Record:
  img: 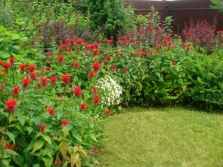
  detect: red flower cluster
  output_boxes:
[47,107,56,116]
[92,61,100,72]
[93,96,100,104]
[80,103,87,111]
[22,78,31,88]
[5,144,15,150]
[104,109,111,115]
[57,55,64,63]
[40,77,48,87]
[8,57,15,65]
[54,158,62,166]
[66,39,74,46]
[93,49,99,56]
[104,39,113,45]
[73,85,82,97]
[38,124,46,132]
[12,86,20,96]
[92,146,98,153]
[172,61,177,66]
[88,71,95,78]
[50,76,57,84]
[61,119,68,126]
[19,64,26,73]
[106,54,111,61]
[61,74,70,85]
[123,67,128,72]
[5,99,17,114]
[76,39,84,45]
[91,86,98,95]
[73,62,80,69]
[29,71,37,80]
[28,64,36,72]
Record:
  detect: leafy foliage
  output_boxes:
[210,0,223,12]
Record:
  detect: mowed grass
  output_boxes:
[95,107,223,167]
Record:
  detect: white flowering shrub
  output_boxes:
[97,75,122,107]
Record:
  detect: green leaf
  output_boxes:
[6,131,15,145]
[26,140,35,152]
[89,134,97,141]
[58,142,68,159]
[14,155,24,166]
[0,51,11,59]
[1,160,9,167]
[72,132,82,142]
[18,115,26,127]
[42,157,53,167]
[24,126,33,135]
[70,153,79,167]
[33,164,41,167]
[41,134,52,145]
[32,140,45,154]
[57,110,63,120]
[5,149,19,156]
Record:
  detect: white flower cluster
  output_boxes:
[97,75,122,107]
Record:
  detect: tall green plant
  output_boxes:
[210,0,223,12]
[86,0,135,42]
[0,0,14,27]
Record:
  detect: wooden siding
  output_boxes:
[124,0,223,33]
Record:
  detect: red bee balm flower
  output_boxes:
[61,74,70,85]
[19,64,26,73]
[38,125,46,132]
[93,49,99,56]
[28,64,36,72]
[57,55,64,63]
[12,86,20,96]
[106,55,111,61]
[104,109,111,115]
[5,99,17,114]
[93,96,100,104]
[54,158,62,166]
[92,146,98,153]
[172,61,177,66]
[22,78,31,88]
[92,61,100,72]
[73,62,80,69]
[61,119,68,126]
[47,107,56,116]
[80,103,87,111]
[50,76,57,84]
[88,71,95,78]
[8,57,15,65]
[29,71,37,80]
[5,145,15,150]
[40,77,48,87]
[73,85,82,97]
[123,68,128,72]
[91,86,98,95]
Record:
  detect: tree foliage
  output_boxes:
[85,0,135,42]
[210,0,223,12]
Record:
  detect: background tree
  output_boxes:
[85,0,135,42]
[210,0,223,12]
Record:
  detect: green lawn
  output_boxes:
[95,107,223,167]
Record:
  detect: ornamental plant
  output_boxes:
[97,75,122,107]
